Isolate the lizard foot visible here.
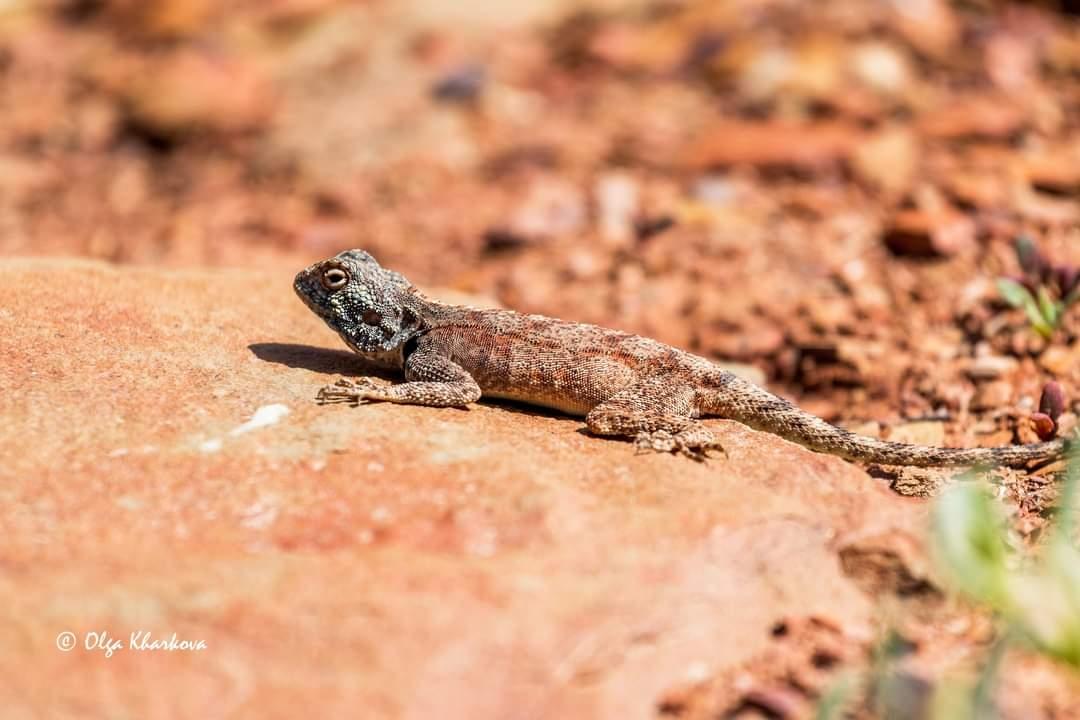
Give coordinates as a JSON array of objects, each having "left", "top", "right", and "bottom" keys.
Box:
[
  {"left": 633, "top": 428, "right": 725, "bottom": 462},
  {"left": 316, "top": 377, "right": 384, "bottom": 405}
]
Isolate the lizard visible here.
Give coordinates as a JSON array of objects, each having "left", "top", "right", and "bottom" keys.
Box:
[{"left": 293, "top": 249, "right": 1071, "bottom": 467}]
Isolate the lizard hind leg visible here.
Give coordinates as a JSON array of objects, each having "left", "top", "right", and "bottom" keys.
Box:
[{"left": 585, "top": 381, "right": 723, "bottom": 461}]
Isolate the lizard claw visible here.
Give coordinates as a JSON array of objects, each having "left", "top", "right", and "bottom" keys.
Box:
[
  {"left": 635, "top": 430, "right": 677, "bottom": 454},
  {"left": 633, "top": 429, "right": 725, "bottom": 462},
  {"left": 316, "top": 377, "right": 383, "bottom": 405}
]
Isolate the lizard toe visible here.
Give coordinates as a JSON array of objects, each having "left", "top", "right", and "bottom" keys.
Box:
[
  {"left": 317, "top": 377, "right": 382, "bottom": 405},
  {"left": 317, "top": 386, "right": 361, "bottom": 405},
  {"left": 634, "top": 430, "right": 677, "bottom": 454},
  {"left": 632, "top": 427, "right": 723, "bottom": 461},
  {"left": 673, "top": 428, "right": 725, "bottom": 462}
]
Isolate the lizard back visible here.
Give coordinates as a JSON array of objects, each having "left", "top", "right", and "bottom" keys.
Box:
[{"left": 424, "top": 306, "right": 689, "bottom": 415}]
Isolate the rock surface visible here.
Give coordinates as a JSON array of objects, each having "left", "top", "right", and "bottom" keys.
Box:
[{"left": 0, "top": 259, "right": 928, "bottom": 718}]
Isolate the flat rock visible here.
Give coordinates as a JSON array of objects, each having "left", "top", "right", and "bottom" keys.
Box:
[{"left": 0, "top": 259, "right": 926, "bottom": 718}]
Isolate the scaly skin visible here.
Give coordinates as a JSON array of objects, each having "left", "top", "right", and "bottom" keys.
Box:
[{"left": 294, "top": 249, "right": 1069, "bottom": 466}]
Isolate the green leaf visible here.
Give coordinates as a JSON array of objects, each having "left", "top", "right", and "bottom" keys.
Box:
[
  {"left": 931, "top": 481, "right": 1011, "bottom": 606},
  {"left": 1006, "top": 568, "right": 1080, "bottom": 668},
  {"left": 1031, "top": 462, "right": 1080, "bottom": 668},
  {"left": 927, "top": 680, "right": 978, "bottom": 720},
  {"left": 996, "top": 278, "right": 1033, "bottom": 308},
  {"left": 1037, "top": 286, "right": 1060, "bottom": 328},
  {"left": 1031, "top": 320, "right": 1056, "bottom": 339},
  {"left": 928, "top": 458, "right": 1080, "bottom": 673},
  {"left": 815, "top": 673, "right": 859, "bottom": 720},
  {"left": 971, "top": 634, "right": 1009, "bottom": 719},
  {"left": 995, "top": 278, "right": 1055, "bottom": 338},
  {"left": 1055, "top": 458, "right": 1080, "bottom": 542},
  {"left": 998, "top": 462, "right": 1080, "bottom": 669}
]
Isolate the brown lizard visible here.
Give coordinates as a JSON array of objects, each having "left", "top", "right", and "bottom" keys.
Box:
[{"left": 294, "top": 249, "right": 1070, "bottom": 467}]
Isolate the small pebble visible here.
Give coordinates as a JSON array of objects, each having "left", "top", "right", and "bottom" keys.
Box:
[{"left": 966, "top": 355, "right": 1018, "bottom": 380}]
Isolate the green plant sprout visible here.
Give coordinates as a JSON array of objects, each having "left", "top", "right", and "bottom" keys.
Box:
[
  {"left": 818, "top": 463, "right": 1079, "bottom": 719},
  {"left": 996, "top": 236, "right": 1080, "bottom": 340},
  {"left": 932, "top": 467, "right": 1080, "bottom": 669}
]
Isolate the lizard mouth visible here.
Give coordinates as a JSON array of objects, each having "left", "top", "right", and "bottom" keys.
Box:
[{"left": 293, "top": 272, "right": 331, "bottom": 320}]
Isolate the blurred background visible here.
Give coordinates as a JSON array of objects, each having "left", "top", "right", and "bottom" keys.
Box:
[{"left": 1, "top": 0, "right": 1079, "bottom": 423}]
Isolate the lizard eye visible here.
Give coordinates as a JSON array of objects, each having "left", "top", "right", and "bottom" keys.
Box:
[
  {"left": 361, "top": 309, "right": 382, "bottom": 326},
  {"left": 321, "top": 267, "right": 349, "bottom": 291}
]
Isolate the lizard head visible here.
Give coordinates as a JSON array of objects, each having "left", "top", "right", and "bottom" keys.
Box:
[{"left": 294, "top": 249, "right": 423, "bottom": 354}]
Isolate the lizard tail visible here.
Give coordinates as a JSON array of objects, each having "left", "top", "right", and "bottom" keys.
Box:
[{"left": 702, "top": 371, "right": 1069, "bottom": 468}]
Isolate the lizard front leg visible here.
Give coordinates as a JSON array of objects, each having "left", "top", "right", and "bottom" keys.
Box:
[
  {"left": 585, "top": 379, "right": 723, "bottom": 461},
  {"left": 318, "top": 337, "right": 481, "bottom": 408}
]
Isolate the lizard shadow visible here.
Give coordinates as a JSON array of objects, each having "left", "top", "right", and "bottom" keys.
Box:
[
  {"left": 249, "top": 342, "right": 581, "bottom": 425},
  {"left": 247, "top": 342, "right": 399, "bottom": 382},
  {"left": 482, "top": 397, "right": 578, "bottom": 421}
]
